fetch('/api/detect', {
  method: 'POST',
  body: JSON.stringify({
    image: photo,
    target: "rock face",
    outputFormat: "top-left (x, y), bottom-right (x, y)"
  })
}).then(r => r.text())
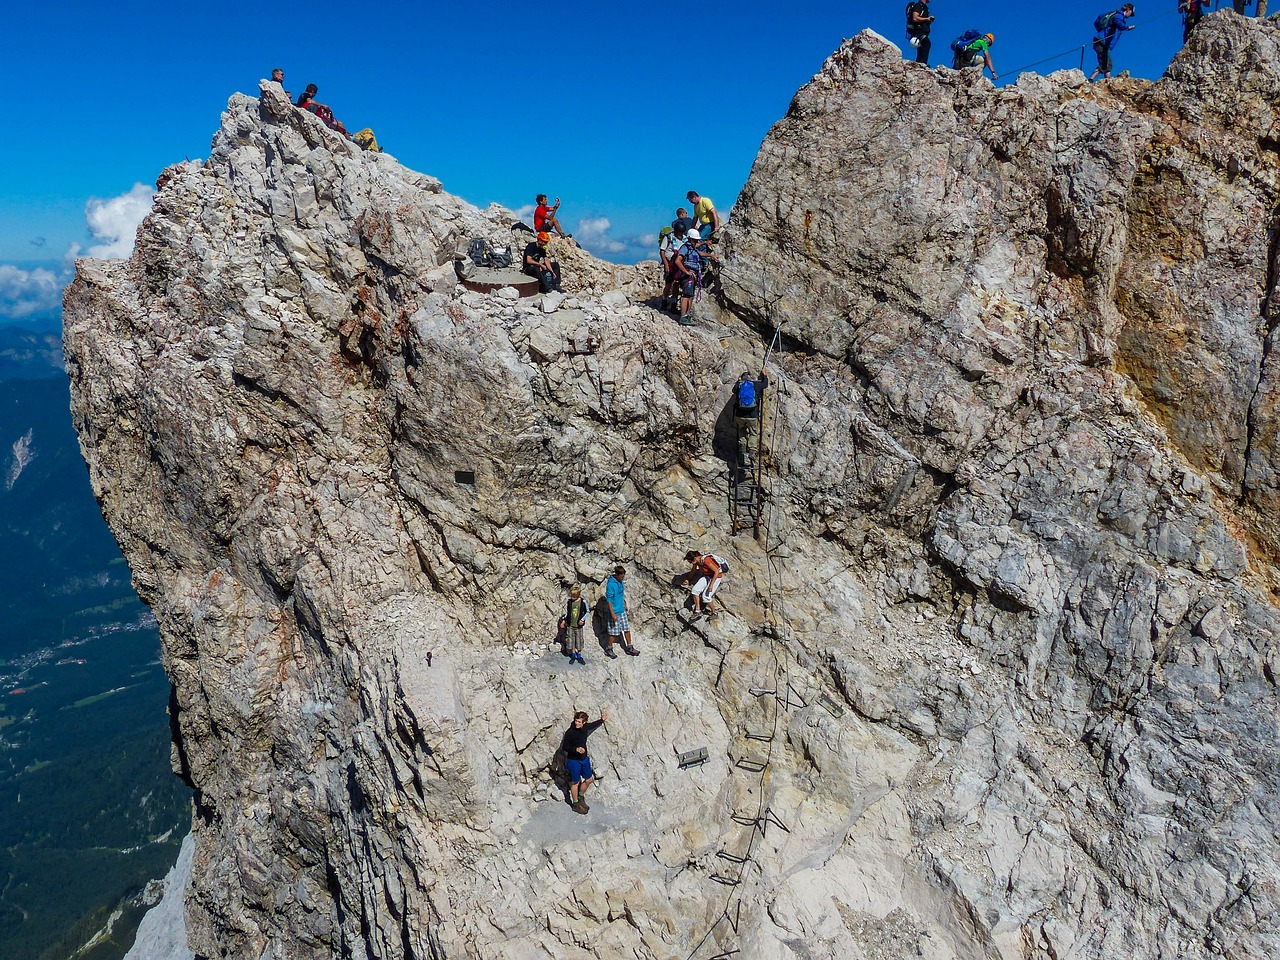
top-left (65, 20), bottom-right (1280, 960)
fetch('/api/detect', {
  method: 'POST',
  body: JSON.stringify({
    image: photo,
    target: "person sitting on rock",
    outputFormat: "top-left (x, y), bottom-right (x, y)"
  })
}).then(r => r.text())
top-left (534, 195), bottom-right (570, 240)
top-left (658, 220), bottom-right (688, 313)
top-left (686, 191), bottom-right (722, 242)
top-left (295, 84), bottom-right (351, 138)
top-left (523, 232), bottom-right (563, 293)
top-left (952, 32), bottom-right (998, 81)
top-left (268, 67), bottom-right (291, 100)
top-left (561, 709), bottom-right (608, 814)
top-left (682, 550), bottom-right (729, 618)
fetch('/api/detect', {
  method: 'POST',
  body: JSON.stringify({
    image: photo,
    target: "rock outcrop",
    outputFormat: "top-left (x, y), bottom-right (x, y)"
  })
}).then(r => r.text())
top-left (66, 18), bottom-right (1280, 960)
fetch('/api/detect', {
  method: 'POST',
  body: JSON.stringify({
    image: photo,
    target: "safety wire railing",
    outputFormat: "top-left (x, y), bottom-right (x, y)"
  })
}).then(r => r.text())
top-left (683, 324), bottom-right (804, 960)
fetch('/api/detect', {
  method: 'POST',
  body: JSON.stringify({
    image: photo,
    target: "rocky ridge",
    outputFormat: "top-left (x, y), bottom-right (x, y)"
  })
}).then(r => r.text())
top-left (66, 17), bottom-right (1280, 960)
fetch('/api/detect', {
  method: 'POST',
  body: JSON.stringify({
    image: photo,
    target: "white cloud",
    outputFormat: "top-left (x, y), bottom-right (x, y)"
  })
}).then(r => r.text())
top-left (82, 183), bottom-right (156, 260)
top-left (0, 264), bottom-right (67, 320)
top-left (513, 204), bottom-right (536, 225)
top-left (571, 216), bottom-right (656, 264)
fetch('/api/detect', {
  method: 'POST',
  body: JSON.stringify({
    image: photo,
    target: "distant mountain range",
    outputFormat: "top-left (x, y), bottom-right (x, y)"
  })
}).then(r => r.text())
top-left (0, 329), bottom-right (189, 960)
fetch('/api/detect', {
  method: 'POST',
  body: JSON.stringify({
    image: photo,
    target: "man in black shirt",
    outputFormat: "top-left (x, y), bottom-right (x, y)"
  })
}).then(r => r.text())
top-left (906, 0), bottom-right (934, 65)
top-left (561, 710), bottom-right (608, 814)
top-left (523, 232), bottom-right (563, 293)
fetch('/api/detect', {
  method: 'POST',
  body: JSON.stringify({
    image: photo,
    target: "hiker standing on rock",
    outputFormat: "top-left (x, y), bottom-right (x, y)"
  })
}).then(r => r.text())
top-left (523, 232), bottom-right (563, 293)
top-left (674, 229), bottom-right (711, 325)
top-left (682, 551), bottom-right (728, 618)
top-left (658, 221), bottom-right (688, 313)
top-left (560, 586), bottom-right (591, 665)
top-left (733, 368), bottom-right (770, 468)
top-left (686, 191), bottom-right (722, 243)
top-left (1089, 6), bottom-right (1136, 81)
top-left (906, 0), bottom-right (935, 65)
top-left (604, 566), bottom-right (639, 658)
top-left (561, 709), bottom-right (608, 814)
top-left (1180, 0), bottom-right (1210, 41)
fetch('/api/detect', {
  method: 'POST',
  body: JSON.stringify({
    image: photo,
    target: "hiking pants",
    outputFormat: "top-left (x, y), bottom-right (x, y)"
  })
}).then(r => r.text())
top-left (1093, 38), bottom-right (1112, 75)
top-left (1233, 0), bottom-right (1248, 12)
top-left (735, 414), bottom-right (760, 464)
top-left (912, 34), bottom-right (931, 65)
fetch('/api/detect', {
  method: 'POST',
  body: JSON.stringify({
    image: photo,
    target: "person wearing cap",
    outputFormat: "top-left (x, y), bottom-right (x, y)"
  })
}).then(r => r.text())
top-left (953, 33), bottom-right (998, 81)
top-left (603, 566), bottom-right (638, 658)
top-left (523, 232), bottom-right (562, 293)
top-left (1089, 5), bottom-right (1136, 81)
top-left (685, 191), bottom-right (721, 242)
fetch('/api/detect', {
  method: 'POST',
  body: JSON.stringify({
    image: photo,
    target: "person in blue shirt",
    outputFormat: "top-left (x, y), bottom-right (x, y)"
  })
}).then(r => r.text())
top-left (604, 566), bottom-right (638, 658)
top-left (1090, 5), bottom-right (1136, 81)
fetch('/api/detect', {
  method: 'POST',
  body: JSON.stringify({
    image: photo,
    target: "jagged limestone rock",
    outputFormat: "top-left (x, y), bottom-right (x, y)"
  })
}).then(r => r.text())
top-left (66, 21), bottom-right (1280, 960)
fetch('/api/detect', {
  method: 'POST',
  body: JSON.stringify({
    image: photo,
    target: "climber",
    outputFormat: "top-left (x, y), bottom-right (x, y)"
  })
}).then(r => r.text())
top-left (295, 84), bottom-right (351, 138)
top-left (523, 232), bottom-right (563, 293)
top-left (604, 566), bottom-right (639, 658)
top-left (951, 32), bottom-right (998, 81)
top-left (1233, 0), bottom-right (1254, 13)
top-left (1089, 6), bottom-right (1136, 81)
top-left (561, 709), bottom-right (608, 814)
top-left (682, 551), bottom-right (729, 618)
top-left (905, 0), bottom-right (935, 65)
top-left (672, 207), bottom-right (695, 234)
top-left (559, 586), bottom-right (591, 665)
top-left (686, 191), bottom-right (722, 242)
top-left (268, 67), bottom-right (291, 100)
top-left (674, 228), bottom-right (713, 325)
top-left (533, 195), bottom-right (570, 240)
top-left (734, 368), bottom-right (770, 468)
top-left (1179, 0), bottom-right (1210, 42)
top-left (658, 220), bottom-right (688, 313)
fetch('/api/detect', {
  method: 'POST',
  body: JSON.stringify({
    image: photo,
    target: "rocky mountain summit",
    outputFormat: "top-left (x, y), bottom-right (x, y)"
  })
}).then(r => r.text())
top-left (65, 15), bottom-right (1280, 960)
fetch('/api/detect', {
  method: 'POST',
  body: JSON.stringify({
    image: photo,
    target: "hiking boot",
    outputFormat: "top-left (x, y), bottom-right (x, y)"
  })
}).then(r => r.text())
top-left (624, 644), bottom-right (640, 656)
top-left (605, 646), bottom-right (618, 659)
top-left (677, 315), bottom-right (694, 326)
top-left (572, 799), bottom-right (589, 815)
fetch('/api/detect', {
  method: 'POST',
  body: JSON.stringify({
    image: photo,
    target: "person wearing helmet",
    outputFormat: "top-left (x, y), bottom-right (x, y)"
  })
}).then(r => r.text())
top-left (1089, 5), bottom-right (1136, 81)
top-left (674, 228), bottom-right (708, 325)
top-left (523, 232), bottom-right (563, 293)
top-left (951, 32), bottom-right (998, 81)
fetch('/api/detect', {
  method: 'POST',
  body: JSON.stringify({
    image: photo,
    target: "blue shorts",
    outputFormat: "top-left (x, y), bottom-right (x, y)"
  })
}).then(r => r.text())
top-left (566, 755), bottom-right (594, 784)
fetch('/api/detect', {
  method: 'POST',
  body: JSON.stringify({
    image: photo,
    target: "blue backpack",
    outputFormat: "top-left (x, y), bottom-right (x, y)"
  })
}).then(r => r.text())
top-left (738, 380), bottom-right (757, 409)
top-left (950, 29), bottom-right (981, 53)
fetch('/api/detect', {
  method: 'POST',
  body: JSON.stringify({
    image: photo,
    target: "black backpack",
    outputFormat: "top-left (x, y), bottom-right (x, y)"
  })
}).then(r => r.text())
top-left (1094, 10), bottom-right (1119, 32)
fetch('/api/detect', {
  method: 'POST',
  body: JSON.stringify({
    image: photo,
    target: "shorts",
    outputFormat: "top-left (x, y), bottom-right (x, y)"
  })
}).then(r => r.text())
top-left (566, 755), bottom-right (594, 784)
top-left (607, 609), bottom-right (630, 635)
top-left (566, 625), bottom-right (584, 650)
top-left (681, 276), bottom-right (697, 297)
top-left (690, 575), bottom-right (722, 602)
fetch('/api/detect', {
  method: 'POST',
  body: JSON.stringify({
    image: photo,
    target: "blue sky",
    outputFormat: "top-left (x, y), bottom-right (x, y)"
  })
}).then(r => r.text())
top-left (0, 0), bottom-right (1241, 326)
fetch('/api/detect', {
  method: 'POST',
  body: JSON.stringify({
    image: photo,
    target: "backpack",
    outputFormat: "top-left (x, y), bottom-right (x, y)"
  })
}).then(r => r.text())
top-left (467, 237), bottom-right (494, 267)
top-left (905, 1), bottom-right (927, 34)
top-left (708, 554), bottom-right (730, 575)
top-left (737, 380), bottom-right (757, 410)
top-left (1094, 10), bottom-right (1118, 32)
top-left (950, 29), bottom-right (981, 53)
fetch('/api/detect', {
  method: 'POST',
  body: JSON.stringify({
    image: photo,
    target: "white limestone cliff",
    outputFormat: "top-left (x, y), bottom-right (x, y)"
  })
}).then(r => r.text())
top-left (69, 18), bottom-right (1280, 960)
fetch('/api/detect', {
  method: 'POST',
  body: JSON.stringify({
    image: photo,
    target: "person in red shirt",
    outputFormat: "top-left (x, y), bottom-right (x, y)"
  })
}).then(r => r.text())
top-left (533, 194), bottom-right (570, 239)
